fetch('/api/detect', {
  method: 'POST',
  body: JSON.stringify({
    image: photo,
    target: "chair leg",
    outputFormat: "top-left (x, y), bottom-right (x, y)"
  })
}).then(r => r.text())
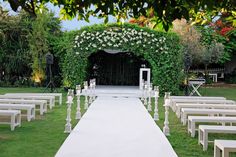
top-left (222, 149), bottom-right (229, 157)
top-left (10, 115), bottom-right (15, 131)
top-left (214, 145), bottom-right (221, 157)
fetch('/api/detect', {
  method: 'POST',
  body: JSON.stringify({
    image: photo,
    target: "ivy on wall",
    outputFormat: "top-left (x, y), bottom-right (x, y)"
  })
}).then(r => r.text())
top-left (62, 23), bottom-right (183, 94)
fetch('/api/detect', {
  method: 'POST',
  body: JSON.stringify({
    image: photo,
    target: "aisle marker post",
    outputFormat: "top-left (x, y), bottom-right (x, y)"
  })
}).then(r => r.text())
top-left (153, 86), bottom-right (159, 121)
top-left (64, 89), bottom-right (74, 133)
top-left (84, 81), bottom-right (89, 109)
top-left (75, 85), bottom-right (81, 120)
top-left (163, 92), bottom-right (171, 136)
top-left (147, 83), bottom-right (153, 111)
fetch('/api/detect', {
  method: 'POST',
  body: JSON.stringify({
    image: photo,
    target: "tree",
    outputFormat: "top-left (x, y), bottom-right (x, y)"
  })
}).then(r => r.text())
top-left (0, 7), bottom-right (32, 85)
top-left (0, 6), bottom-right (61, 86)
top-left (4, 0), bottom-right (236, 31)
top-left (28, 9), bottom-right (61, 84)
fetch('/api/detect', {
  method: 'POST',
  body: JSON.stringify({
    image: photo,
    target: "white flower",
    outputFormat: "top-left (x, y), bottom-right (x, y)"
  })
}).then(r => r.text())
top-left (75, 35), bottom-right (79, 40)
top-left (85, 47), bottom-right (88, 50)
top-left (76, 52), bottom-right (79, 55)
top-left (92, 44), bottom-right (97, 48)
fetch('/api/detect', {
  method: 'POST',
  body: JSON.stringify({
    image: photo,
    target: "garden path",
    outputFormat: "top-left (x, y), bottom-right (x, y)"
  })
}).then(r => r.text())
top-left (56, 87), bottom-right (177, 157)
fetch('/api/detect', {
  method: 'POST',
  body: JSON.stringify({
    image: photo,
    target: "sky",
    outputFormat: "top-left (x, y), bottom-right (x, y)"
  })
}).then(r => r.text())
top-left (0, 0), bottom-right (117, 31)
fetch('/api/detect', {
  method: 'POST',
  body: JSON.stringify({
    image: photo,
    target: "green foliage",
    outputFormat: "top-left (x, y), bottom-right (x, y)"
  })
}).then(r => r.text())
top-left (61, 23), bottom-right (183, 94)
top-left (0, 7), bottom-right (61, 86)
top-left (197, 26), bottom-right (229, 64)
top-left (4, 0), bottom-right (236, 31)
top-left (28, 9), bottom-right (61, 84)
top-left (225, 29), bottom-right (236, 56)
top-left (0, 8), bottom-right (32, 84)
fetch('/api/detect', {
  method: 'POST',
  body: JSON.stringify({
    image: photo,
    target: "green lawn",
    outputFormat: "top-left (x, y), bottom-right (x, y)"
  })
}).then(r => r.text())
top-left (0, 87), bottom-right (236, 157)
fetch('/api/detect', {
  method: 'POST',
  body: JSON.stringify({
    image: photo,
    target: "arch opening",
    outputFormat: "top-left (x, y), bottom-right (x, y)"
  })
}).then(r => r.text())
top-left (87, 50), bottom-right (150, 86)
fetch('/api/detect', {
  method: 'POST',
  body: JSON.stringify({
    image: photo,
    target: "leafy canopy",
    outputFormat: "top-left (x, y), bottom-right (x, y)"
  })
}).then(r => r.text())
top-left (4, 0), bottom-right (236, 31)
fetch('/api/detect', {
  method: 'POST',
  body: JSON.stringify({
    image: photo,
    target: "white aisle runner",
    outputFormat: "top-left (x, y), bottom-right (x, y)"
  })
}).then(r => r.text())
top-left (55, 97), bottom-right (178, 157)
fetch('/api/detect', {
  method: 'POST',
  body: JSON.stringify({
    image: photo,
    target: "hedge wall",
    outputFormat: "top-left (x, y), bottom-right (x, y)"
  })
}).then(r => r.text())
top-left (62, 23), bottom-right (183, 94)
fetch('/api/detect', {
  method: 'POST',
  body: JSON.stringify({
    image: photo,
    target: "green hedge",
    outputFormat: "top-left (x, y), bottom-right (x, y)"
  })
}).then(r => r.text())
top-left (62, 23), bottom-right (183, 94)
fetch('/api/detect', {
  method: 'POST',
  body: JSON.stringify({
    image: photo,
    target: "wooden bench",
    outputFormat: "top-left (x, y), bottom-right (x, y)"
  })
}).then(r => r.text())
top-left (0, 104), bottom-right (35, 122)
top-left (0, 95), bottom-right (55, 109)
top-left (0, 99), bottom-right (47, 115)
top-left (170, 96), bottom-right (226, 100)
top-left (172, 99), bottom-right (235, 112)
top-left (5, 93), bottom-right (62, 105)
top-left (181, 108), bottom-right (236, 125)
top-left (176, 103), bottom-right (236, 118)
top-left (170, 97), bottom-right (226, 110)
top-left (188, 116), bottom-right (236, 137)
top-left (198, 125), bottom-right (236, 151)
top-left (214, 140), bottom-right (236, 157)
top-left (0, 110), bottom-right (21, 131)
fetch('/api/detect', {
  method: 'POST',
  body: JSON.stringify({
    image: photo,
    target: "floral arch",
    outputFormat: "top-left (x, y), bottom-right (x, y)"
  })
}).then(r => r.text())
top-left (62, 23), bottom-right (183, 94)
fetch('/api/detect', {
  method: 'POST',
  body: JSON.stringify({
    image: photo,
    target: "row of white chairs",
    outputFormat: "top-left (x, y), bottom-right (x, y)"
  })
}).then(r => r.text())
top-left (169, 96), bottom-right (236, 156)
top-left (0, 93), bottom-right (62, 131)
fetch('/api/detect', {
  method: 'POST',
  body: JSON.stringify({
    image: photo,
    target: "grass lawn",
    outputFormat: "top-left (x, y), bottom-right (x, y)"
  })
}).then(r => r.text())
top-left (0, 87), bottom-right (236, 157)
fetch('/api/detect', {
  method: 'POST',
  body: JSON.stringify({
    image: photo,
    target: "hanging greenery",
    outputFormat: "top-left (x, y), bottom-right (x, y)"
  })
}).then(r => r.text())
top-left (62, 23), bottom-right (183, 94)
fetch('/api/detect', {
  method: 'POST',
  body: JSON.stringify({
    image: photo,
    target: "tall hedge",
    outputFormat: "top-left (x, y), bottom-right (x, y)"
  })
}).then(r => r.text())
top-left (62, 23), bottom-right (183, 94)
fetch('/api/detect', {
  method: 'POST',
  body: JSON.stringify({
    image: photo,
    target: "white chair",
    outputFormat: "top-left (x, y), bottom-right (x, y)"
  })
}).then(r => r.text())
top-left (0, 110), bottom-right (21, 131)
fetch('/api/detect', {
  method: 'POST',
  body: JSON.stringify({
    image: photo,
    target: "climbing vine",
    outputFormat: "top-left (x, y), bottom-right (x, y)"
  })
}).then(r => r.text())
top-left (62, 23), bottom-right (183, 94)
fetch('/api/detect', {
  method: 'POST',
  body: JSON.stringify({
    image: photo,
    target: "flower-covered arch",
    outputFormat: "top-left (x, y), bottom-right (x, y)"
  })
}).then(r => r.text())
top-left (62, 23), bottom-right (183, 94)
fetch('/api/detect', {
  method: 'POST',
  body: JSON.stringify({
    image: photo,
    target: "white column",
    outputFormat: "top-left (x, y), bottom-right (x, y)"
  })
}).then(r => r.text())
top-left (84, 81), bottom-right (89, 110)
top-left (139, 69), bottom-right (143, 90)
top-left (147, 83), bottom-right (153, 111)
top-left (75, 85), bottom-right (81, 120)
top-left (64, 89), bottom-right (73, 133)
top-left (147, 69), bottom-right (151, 87)
top-left (153, 86), bottom-right (159, 121)
top-left (163, 92), bottom-right (171, 136)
